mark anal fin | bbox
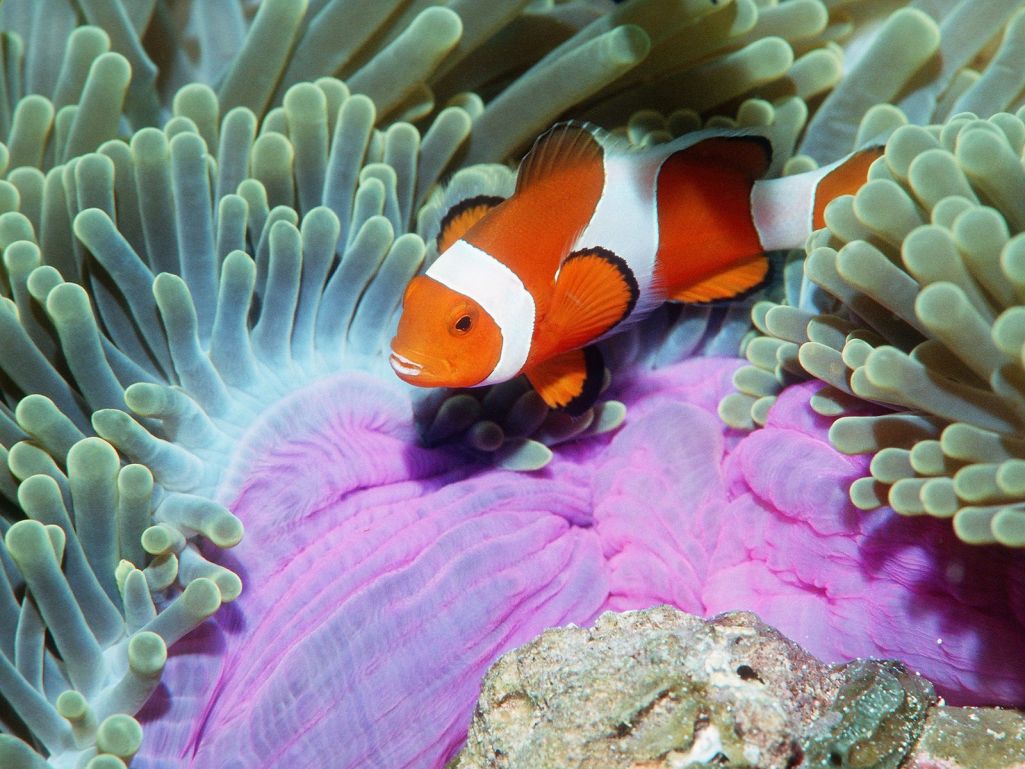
[669,255,768,303]
[525,345,604,416]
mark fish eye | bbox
[448,305,477,336]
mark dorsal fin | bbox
[516,122,605,193]
[436,195,505,253]
[651,134,773,297]
[680,134,774,180]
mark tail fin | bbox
[751,145,883,252]
[811,146,884,229]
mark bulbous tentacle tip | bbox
[0,734,52,769]
[84,754,128,769]
[494,438,553,472]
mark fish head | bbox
[390,275,502,388]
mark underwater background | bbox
[0,0,1024,767]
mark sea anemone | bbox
[723,10,1025,550]
[0,1,1022,768]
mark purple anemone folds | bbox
[153,360,1025,768]
[165,372,610,768]
[710,383,1025,707]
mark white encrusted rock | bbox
[449,605,940,769]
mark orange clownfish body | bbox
[391,122,880,414]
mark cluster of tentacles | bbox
[724,9,1025,550]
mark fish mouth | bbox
[389,347,456,387]
[389,351,424,378]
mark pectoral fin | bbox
[524,345,604,416]
[547,247,639,350]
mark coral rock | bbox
[451,605,964,769]
[908,708,1025,769]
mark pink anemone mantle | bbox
[136,357,1025,769]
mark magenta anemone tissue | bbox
[138,357,1025,769]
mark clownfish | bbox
[390,122,880,414]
